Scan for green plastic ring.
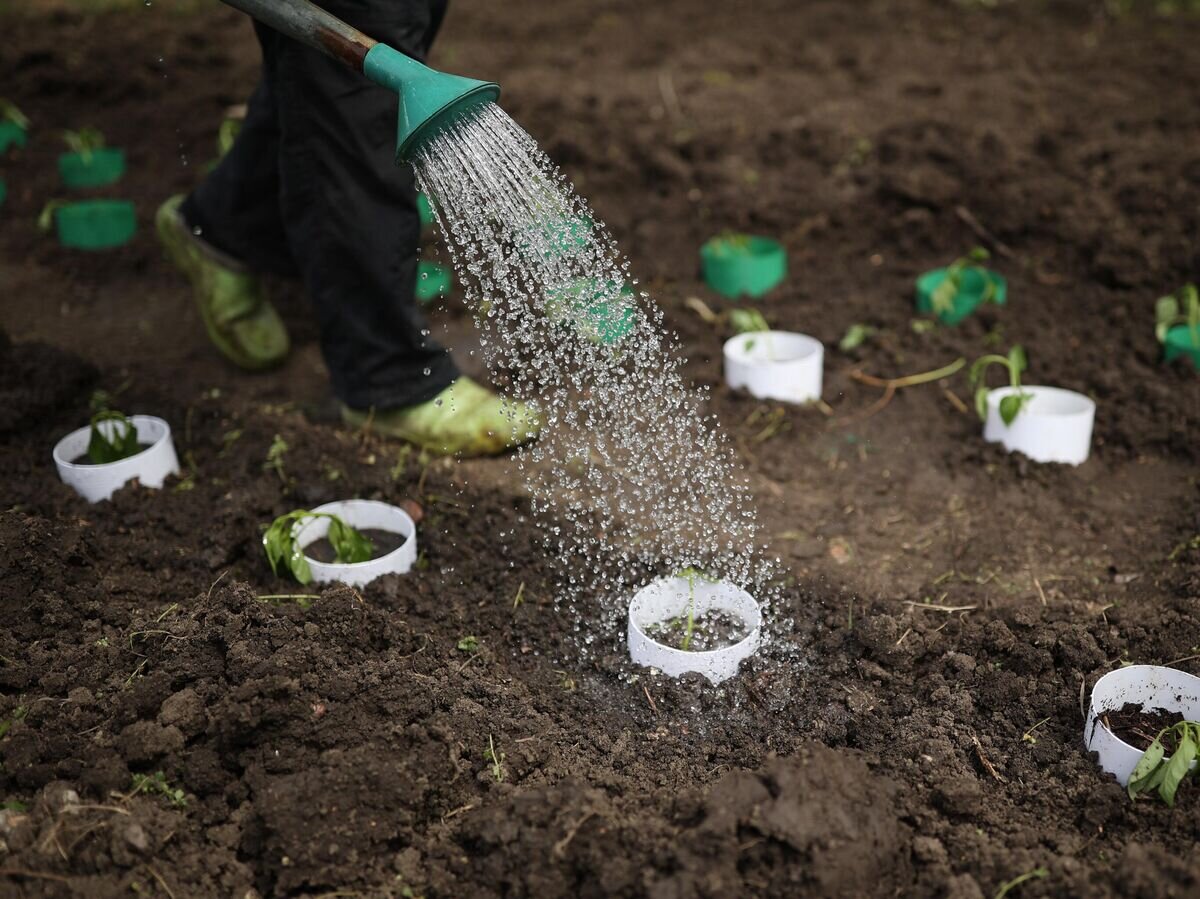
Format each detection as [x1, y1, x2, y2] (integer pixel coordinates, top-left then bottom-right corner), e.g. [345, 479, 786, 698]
[58, 148, 126, 189]
[700, 234, 787, 299]
[914, 266, 1008, 326]
[415, 260, 452, 304]
[54, 200, 137, 250]
[1163, 324, 1200, 371]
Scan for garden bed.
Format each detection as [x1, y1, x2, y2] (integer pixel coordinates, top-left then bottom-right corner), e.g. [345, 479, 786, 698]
[1, 0, 1200, 897]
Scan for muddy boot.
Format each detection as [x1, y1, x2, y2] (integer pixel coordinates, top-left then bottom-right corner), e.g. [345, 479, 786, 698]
[342, 377, 540, 458]
[155, 195, 289, 371]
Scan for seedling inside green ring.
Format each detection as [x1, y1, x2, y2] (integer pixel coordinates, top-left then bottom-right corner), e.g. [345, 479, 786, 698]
[1155, 283, 1200, 345]
[930, 246, 1001, 316]
[263, 510, 375, 584]
[62, 127, 106, 163]
[969, 345, 1031, 426]
[1127, 720, 1200, 807]
[86, 410, 141, 464]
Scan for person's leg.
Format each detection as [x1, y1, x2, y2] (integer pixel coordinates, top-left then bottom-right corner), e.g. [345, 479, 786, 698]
[271, 1, 457, 410]
[156, 23, 291, 370]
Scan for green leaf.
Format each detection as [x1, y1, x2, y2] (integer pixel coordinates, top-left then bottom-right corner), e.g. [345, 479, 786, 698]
[0, 100, 29, 130]
[1158, 728, 1196, 807]
[327, 516, 374, 564]
[838, 323, 874, 352]
[37, 200, 66, 233]
[86, 411, 140, 464]
[967, 246, 990, 264]
[457, 635, 479, 652]
[1127, 736, 1166, 799]
[62, 127, 105, 162]
[262, 510, 316, 585]
[930, 276, 958, 315]
[730, 308, 770, 335]
[998, 392, 1026, 426]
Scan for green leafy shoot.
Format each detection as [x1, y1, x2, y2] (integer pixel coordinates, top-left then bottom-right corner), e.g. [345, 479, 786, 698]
[1127, 720, 1200, 807]
[930, 246, 998, 315]
[1155, 283, 1200, 344]
[730, 309, 774, 358]
[484, 734, 505, 782]
[457, 635, 479, 653]
[673, 567, 719, 651]
[838, 323, 876, 352]
[262, 510, 374, 584]
[130, 771, 187, 809]
[37, 199, 68, 233]
[0, 99, 29, 130]
[968, 345, 1030, 426]
[711, 231, 753, 254]
[62, 127, 106, 162]
[87, 410, 141, 464]
[0, 706, 28, 740]
[263, 434, 289, 482]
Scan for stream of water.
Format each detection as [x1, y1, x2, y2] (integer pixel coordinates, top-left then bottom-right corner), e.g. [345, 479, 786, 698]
[413, 102, 779, 626]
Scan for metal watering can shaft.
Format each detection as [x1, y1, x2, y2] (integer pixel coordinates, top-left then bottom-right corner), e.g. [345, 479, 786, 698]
[218, 0, 499, 161]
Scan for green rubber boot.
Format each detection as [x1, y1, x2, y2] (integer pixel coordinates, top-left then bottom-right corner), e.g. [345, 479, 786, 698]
[156, 195, 289, 371]
[342, 377, 540, 458]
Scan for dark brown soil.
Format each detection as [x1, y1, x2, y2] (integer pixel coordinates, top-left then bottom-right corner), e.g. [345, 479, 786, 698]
[303, 528, 408, 564]
[3, 1, 1200, 897]
[645, 610, 750, 652]
[1103, 704, 1188, 751]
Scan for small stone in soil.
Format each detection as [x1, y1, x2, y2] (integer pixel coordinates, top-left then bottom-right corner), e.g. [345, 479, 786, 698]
[303, 528, 406, 564]
[1104, 703, 1189, 751]
[71, 444, 153, 464]
[645, 610, 749, 651]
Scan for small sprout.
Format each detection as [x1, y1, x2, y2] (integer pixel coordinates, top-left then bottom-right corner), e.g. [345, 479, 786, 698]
[672, 567, 718, 651]
[62, 127, 106, 162]
[512, 582, 525, 609]
[1, 800, 27, 813]
[1127, 720, 1200, 807]
[263, 434, 289, 482]
[1155, 283, 1200, 344]
[0, 99, 30, 130]
[1021, 717, 1051, 745]
[129, 771, 187, 809]
[262, 510, 374, 584]
[37, 199, 68, 232]
[0, 706, 28, 739]
[95, 637, 110, 647]
[219, 428, 243, 455]
[992, 866, 1048, 899]
[968, 345, 1031, 426]
[87, 410, 141, 464]
[929, 246, 1000, 316]
[484, 734, 505, 782]
[911, 319, 937, 334]
[838, 323, 876, 352]
[456, 635, 479, 653]
[729, 308, 770, 335]
[555, 670, 577, 692]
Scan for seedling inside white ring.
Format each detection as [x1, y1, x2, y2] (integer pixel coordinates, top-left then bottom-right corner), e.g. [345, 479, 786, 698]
[263, 510, 375, 584]
[969, 345, 1031, 426]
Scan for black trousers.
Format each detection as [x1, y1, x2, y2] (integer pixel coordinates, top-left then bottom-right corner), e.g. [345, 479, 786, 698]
[183, 0, 458, 410]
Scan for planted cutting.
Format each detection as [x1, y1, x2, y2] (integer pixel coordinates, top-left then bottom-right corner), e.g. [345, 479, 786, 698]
[1125, 719, 1199, 806]
[39, 198, 137, 250]
[58, 128, 126, 188]
[723, 308, 824, 405]
[264, 499, 418, 587]
[1156, 283, 1200, 370]
[627, 574, 762, 684]
[0, 99, 28, 155]
[53, 412, 180, 503]
[969, 345, 1030, 426]
[915, 246, 1007, 325]
[700, 232, 787, 299]
[263, 509, 376, 585]
[970, 345, 1095, 465]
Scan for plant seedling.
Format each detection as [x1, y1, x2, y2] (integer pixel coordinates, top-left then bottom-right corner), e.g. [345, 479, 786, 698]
[87, 410, 141, 464]
[968, 345, 1031, 426]
[730, 308, 778, 360]
[263, 434, 289, 482]
[262, 510, 374, 584]
[129, 771, 187, 809]
[666, 567, 719, 651]
[838, 323, 876, 352]
[929, 246, 1001, 316]
[62, 127, 106, 163]
[1126, 719, 1200, 807]
[0, 100, 29, 131]
[1155, 283, 1200, 344]
[484, 734, 505, 782]
[457, 635, 479, 653]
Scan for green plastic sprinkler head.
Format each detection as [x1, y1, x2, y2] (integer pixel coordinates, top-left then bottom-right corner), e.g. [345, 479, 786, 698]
[217, 0, 498, 161]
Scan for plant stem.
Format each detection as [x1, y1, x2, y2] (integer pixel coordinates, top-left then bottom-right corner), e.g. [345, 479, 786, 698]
[852, 357, 965, 389]
[681, 571, 696, 651]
